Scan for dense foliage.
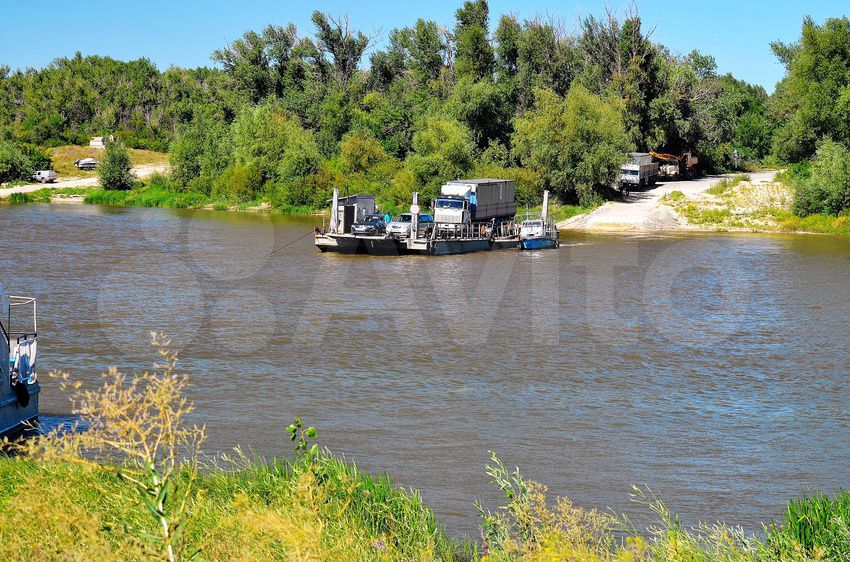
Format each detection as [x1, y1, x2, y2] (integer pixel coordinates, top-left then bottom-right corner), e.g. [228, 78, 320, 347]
[0, 5, 847, 214]
[0, 141, 50, 183]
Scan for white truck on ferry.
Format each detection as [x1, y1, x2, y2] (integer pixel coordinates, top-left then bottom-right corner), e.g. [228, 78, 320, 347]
[433, 179, 517, 230]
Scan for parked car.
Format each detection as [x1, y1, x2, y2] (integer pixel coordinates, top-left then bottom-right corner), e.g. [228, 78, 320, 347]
[386, 212, 434, 238]
[74, 157, 99, 171]
[31, 170, 57, 184]
[351, 214, 387, 236]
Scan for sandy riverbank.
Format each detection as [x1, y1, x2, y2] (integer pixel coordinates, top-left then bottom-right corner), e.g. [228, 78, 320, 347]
[557, 171, 780, 232]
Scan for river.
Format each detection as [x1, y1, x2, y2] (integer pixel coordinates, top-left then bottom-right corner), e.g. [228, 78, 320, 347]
[2, 203, 848, 535]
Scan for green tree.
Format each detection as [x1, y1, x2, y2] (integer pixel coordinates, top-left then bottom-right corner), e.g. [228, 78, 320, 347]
[230, 101, 320, 183]
[340, 130, 389, 174]
[494, 15, 521, 82]
[99, 140, 134, 190]
[0, 142, 31, 183]
[406, 116, 474, 199]
[770, 17, 850, 162]
[212, 25, 298, 102]
[513, 85, 631, 205]
[170, 112, 230, 192]
[446, 79, 511, 150]
[311, 12, 371, 86]
[514, 19, 580, 110]
[454, 0, 494, 81]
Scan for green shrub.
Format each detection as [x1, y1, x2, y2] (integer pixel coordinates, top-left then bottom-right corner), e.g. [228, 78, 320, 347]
[0, 142, 32, 183]
[706, 174, 751, 196]
[98, 140, 134, 190]
[213, 163, 265, 203]
[145, 171, 173, 191]
[664, 190, 686, 202]
[793, 140, 850, 216]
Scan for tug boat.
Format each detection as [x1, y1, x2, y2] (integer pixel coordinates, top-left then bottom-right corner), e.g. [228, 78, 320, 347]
[519, 219, 559, 250]
[519, 190, 560, 250]
[0, 283, 40, 438]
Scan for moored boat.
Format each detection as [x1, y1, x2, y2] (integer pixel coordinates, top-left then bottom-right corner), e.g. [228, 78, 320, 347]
[0, 284, 40, 438]
[518, 190, 559, 250]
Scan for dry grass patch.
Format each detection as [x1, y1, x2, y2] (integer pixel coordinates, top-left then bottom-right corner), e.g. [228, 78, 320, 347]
[659, 177, 847, 233]
[49, 145, 168, 178]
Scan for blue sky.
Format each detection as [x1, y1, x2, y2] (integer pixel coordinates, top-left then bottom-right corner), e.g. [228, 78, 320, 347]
[2, 0, 848, 92]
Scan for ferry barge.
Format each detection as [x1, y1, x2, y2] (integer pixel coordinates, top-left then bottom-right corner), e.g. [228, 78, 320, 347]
[315, 179, 521, 256]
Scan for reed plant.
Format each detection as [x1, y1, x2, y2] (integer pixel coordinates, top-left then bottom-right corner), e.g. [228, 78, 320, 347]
[761, 491, 850, 561]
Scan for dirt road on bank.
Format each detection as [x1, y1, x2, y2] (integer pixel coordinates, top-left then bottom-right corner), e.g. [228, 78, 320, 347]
[0, 163, 169, 198]
[558, 170, 778, 232]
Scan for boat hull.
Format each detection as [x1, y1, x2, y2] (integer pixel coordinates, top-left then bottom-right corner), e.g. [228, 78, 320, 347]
[0, 382, 40, 438]
[318, 234, 410, 255]
[428, 238, 493, 255]
[519, 237, 559, 250]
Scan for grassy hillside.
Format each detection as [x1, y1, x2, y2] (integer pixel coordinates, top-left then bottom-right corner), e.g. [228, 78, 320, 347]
[48, 145, 168, 178]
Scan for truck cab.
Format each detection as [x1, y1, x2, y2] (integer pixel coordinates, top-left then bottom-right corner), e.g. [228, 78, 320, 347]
[434, 196, 470, 226]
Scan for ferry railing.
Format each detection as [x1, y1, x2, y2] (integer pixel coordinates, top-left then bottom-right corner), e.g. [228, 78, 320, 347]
[432, 220, 522, 241]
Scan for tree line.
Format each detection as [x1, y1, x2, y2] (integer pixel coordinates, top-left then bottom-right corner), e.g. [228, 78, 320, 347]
[0, 4, 847, 213]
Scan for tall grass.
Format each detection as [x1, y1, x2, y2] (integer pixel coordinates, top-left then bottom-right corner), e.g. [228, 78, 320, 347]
[6, 192, 33, 204]
[84, 187, 211, 209]
[763, 491, 850, 561]
[706, 174, 751, 196]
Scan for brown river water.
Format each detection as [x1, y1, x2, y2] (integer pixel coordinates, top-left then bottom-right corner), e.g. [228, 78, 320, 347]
[2, 203, 848, 535]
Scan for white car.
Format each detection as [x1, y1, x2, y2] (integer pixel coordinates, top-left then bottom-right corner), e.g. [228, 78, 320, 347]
[31, 170, 57, 183]
[386, 213, 434, 238]
[74, 157, 99, 171]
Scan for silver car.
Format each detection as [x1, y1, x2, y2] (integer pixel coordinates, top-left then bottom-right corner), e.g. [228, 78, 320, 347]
[386, 213, 434, 238]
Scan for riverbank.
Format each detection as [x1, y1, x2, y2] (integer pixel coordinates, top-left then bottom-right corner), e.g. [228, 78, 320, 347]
[1, 183, 588, 221]
[0, 145, 169, 197]
[558, 171, 849, 236]
[1, 451, 847, 561]
[3, 165, 845, 236]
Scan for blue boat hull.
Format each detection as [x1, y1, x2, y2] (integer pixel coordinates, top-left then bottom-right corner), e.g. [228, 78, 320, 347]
[519, 237, 558, 250]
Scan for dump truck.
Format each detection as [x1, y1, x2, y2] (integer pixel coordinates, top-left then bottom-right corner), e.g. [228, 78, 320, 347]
[618, 153, 658, 193]
[650, 151, 699, 180]
[433, 179, 516, 226]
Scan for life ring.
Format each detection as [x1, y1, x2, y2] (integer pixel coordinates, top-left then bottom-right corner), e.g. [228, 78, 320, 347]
[14, 381, 30, 408]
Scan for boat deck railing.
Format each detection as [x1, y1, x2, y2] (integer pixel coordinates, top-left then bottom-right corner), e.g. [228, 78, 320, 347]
[4, 295, 37, 344]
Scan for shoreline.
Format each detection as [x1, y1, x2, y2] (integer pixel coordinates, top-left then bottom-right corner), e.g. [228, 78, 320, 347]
[557, 171, 848, 236]
[3, 180, 847, 237]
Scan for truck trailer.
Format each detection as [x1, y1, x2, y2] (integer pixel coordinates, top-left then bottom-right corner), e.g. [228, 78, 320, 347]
[433, 179, 517, 226]
[618, 153, 658, 193]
